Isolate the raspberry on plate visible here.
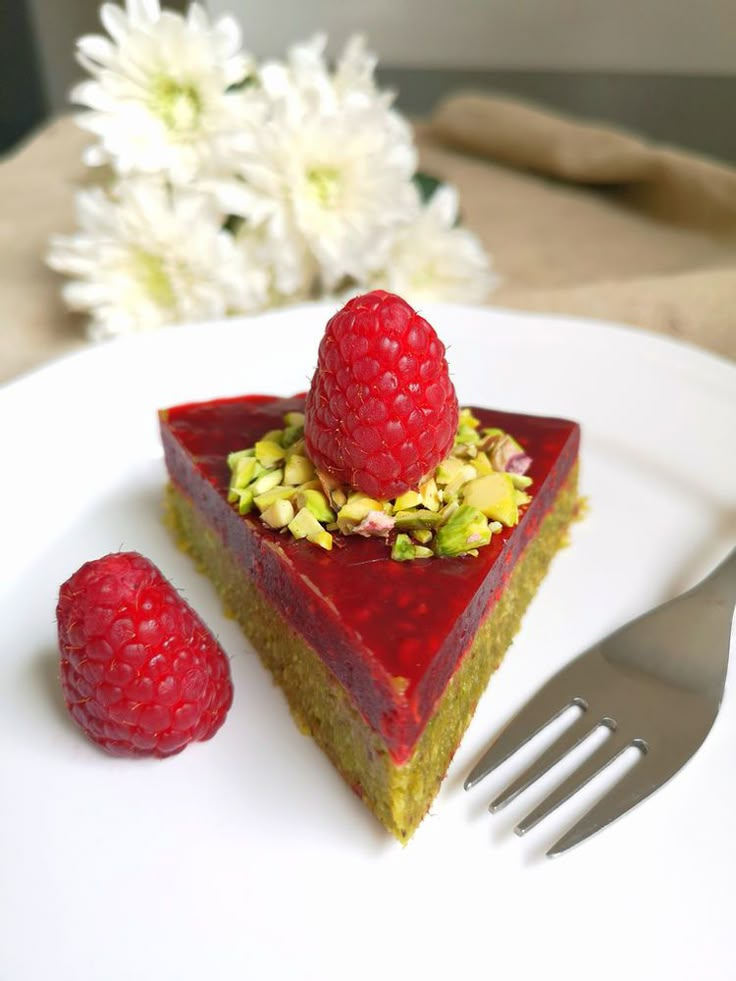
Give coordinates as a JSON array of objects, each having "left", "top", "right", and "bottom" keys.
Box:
[
  {"left": 304, "top": 290, "right": 459, "bottom": 499},
  {"left": 56, "top": 551, "right": 233, "bottom": 758}
]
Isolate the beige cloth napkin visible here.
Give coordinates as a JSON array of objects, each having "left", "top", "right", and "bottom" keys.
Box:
[
  {"left": 419, "top": 95, "right": 736, "bottom": 360},
  {"left": 0, "top": 118, "right": 91, "bottom": 381},
  {"left": 1, "top": 96, "right": 735, "bottom": 384}
]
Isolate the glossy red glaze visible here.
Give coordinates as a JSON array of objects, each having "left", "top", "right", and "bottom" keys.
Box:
[{"left": 160, "top": 395, "right": 579, "bottom": 764}]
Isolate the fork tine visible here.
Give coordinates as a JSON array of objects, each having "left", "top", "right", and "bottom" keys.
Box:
[
  {"left": 489, "top": 715, "right": 603, "bottom": 812},
  {"left": 546, "top": 747, "right": 689, "bottom": 857},
  {"left": 464, "top": 673, "right": 587, "bottom": 790},
  {"left": 515, "top": 734, "right": 629, "bottom": 836}
]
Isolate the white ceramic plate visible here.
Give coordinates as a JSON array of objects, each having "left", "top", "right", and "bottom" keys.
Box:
[{"left": 1, "top": 303, "right": 734, "bottom": 981}]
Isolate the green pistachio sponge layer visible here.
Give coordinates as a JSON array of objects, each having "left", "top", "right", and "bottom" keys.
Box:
[{"left": 164, "top": 462, "right": 578, "bottom": 842}]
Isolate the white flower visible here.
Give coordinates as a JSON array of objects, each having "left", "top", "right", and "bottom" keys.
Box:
[
  {"left": 71, "top": 0, "right": 256, "bottom": 184},
  {"left": 52, "top": 15, "right": 494, "bottom": 332},
  {"left": 210, "top": 35, "right": 418, "bottom": 291},
  {"left": 234, "top": 217, "right": 315, "bottom": 307},
  {"left": 372, "top": 184, "right": 497, "bottom": 304},
  {"left": 259, "top": 33, "right": 395, "bottom": 117},
  {"left": 47, "top": 179, "right": 268, "bottom": 339}
]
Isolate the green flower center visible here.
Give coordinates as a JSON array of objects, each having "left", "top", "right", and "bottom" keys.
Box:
[
  {"left": 133, "top": 251, "right": 175, "bottom": 309},
  {"left": 150, "top": 76, "right": 202, "bottom": 133},
  {"left": 306, "top": 166, "right": 342, "bottom": 208}
]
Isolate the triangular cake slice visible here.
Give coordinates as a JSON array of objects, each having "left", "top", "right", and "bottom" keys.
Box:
[{"left": 160, "top": 394, "right": 579, "bottom": 840}]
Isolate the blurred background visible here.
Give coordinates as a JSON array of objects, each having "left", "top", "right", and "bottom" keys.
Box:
[{"left": 2, "top": 0, "right": 735, "bottom": 160}]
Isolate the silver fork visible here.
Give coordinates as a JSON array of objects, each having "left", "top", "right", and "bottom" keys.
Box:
[{"left": 465, "top": 547, "right": 735, "bottom": 857}]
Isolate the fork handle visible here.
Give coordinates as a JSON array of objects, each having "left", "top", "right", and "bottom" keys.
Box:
[
  {"left": 612, "top": 546, "right": 735, "bottom": 694},
  {"left": 696, "top": 547, "right": 736, "bottom": 605}
]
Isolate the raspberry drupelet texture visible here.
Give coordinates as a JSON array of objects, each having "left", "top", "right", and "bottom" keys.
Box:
[
  {"left": 56, "top": 551, "right": 233, "bottom": 758},
  {"left": 304, "top": 290, "right": 459, "bottom": 499}
]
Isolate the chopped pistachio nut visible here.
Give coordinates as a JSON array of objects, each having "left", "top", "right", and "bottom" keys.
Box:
[
  {"left": 315, "top": 467, "right": 345, "bottom": 503},
  {"left": 454, "top": 408, "right": 482, "bottom": 447},
  {"left": 237, "top": 488, "right": 255, "bottom": 515},
  {"left": 478, "top": 427, "right": 503, "bottom": 449},
  {"left": 458, "top": 408, "right": 481, "bottom": 429},
  {"left": 471, "top": 452, "right": 493, "bottom": 477},
  {"left": 489, "top": 433, "right": 525, "bottom": 473},
  {"left": 354, "top": 510, "right": 396, "bottom": 537},
  {"left": 443, "top": 464, "right": 478, "bottom": 501},
  {"left": 394, "top": 509, "right": 444, "bottom": 531},
  {"left": 331, "top": 488, "right": 347, "bottom": 508},
  {"left": 435, "top": 457, "right": 466, "bottom": 486},
  {"left": 435, "top": 505, "right": 492, "bottom": 557},
  {"left": 251, "top": 468, "right": 284, "bottom": 496},
  {"left": 227, "top": 448, "right": 255, "bottom": 468},
  {"left": 419, "top": 477, "right": 441, "bottom": 511},
  {"left": 461, "top": 472, "right": 519, "bottom": 526},
  {"left": 288, "top": 507, "right": 319, "bottom": 539},
  {"left": 261, "top": 499, "right": 295, "bottom": 529},
  {"left": 310, "top": 529, "right": 333, "bottom": 551},
  {"left": 285, "top": 437, "right": 306, "bottom": 457},
  {"left": 454, "top": 442, "right": 478, "bottom": 460},
  {"left": 510, "top": 473, "right": 533, "bottom": 490},
  {"left": 255, "top": 439, "right": 285, "bottom": 467},
  {"left": 391, "top": 533, "right": 432, "bottom": 561},
  {"left": 254, "top": 485, "right": 296, "bottom": 512},
  {"left": 288, "top": 506, "right": 333, "bottom": 551},
  {"left": 394, "top": 489, "right": 423, "bottom": 511},
  {"left": 455, "top": 424, "right": 480, "bottom": 446},
  {"left": 226, "top": 407, "right": 533, "bottom": 561},
  {"left": 337, "top": 493, "right": 383, "bottom": 533},
  {"left": 282, "top": 425, "right": 305, "bottom": 447},
  {"left": 284, "top": 453, "right": 316, "bottom": 485},
  {"left": 439, "top": 500, "right": 460, "bottom": 523},
  {"left": 230, "top": 455, "right": 260, "bottom": 490},
  {"left": 296, "top": 488, "right": 335, "bottom": 523},
  {"left": 391, "top": 534, "right": 413, "bottom": 561}
]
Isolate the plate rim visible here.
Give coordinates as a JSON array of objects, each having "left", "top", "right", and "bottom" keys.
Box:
[{"left": 3, "top": 301, "right": 734, "bottom": 402}]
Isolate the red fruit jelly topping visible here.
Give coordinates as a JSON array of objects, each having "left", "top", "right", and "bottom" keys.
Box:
[{"left": 160, "top": 395, "right": 579, "bottom": 764}]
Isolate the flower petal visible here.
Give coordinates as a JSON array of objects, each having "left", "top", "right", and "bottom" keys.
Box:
[
  {"left": 77, "top": 34, "right": 118, "bottom": 67},
  {"left": 126, "top": 0, "right": 160, "bottom": 29},
  {"left": 100, "top": 3, "right": 131, "bottom": 43}
]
